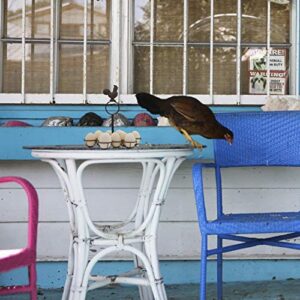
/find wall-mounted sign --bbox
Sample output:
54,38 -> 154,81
248,48 -> 287,95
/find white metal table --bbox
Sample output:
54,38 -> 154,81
28,144 -> 193,300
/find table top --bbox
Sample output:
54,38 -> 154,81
25,144 -> 194,160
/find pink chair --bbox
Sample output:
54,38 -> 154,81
0,177 -> 39,299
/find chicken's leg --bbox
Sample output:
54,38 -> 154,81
180,128 -> 206,149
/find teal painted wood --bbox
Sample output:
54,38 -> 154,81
1,260 -> 300,288
0,105 -> 260,160
5,126 -> 212,160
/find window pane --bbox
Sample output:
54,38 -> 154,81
25,0 -> 51,38
58,44 -> 83,93
188,0 -> 210,42
88,0 -> 111,40
242,0 -> 267,43
134,0 -> 150,41
213,47 -> 236,94
87,45 -> 110,93
25,44 -> 50,93
154,0 -> 183,41
134,46 -> 150,92
271,2 -> 290,43
153,47 -> 183,94
134,0 -> 183,42
188,47 -> 210,94
2,43 -> 22,93
60,0 -> 84,39
214,0 -> 237,43
241,47 -> 289,95
4,0 -> 22,38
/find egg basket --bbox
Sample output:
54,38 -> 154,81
84,138 -> 141,150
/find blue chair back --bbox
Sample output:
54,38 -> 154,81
214,111 -> 300,167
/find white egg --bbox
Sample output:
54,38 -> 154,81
124,133 -> 136,148
85,132 -> 97,147
94,130 -> 103,139
131,131 -> 141,145
115,130 -> 126,145
98,132 -> 112,149
111,132 -> 122,148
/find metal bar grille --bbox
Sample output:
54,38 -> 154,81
183,0 -> 188,95
209,0 -> 214,103
50,0 -> 55,102
149,0 -> 154,94
21,0 -> 26,103
0,1 -> 3,93
267,0 -> 271,97
236,0 -> 242,104
83,0 -> 88,103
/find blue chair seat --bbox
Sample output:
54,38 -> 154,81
207,212 -> 300,234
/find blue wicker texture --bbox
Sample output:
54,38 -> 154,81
192,111 -> 300,299
214,111 -> 300,167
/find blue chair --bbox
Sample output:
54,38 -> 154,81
192,111 -> 300,300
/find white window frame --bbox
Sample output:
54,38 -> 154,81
0,0 -> 298,105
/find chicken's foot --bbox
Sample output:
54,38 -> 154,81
180,128 -> 206,149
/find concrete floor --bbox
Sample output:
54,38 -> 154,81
1,280 -> 300,300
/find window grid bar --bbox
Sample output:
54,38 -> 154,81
183,0 -> 188,95
296,0 -> 299,97
50,0 -> 55,103
267,0 -> 271,97
83,0 -> 88,103
236,0 -> 242,104
150,0 -> 154,94
210,0 -> 214,102
21,0 -> 26,103
121,0 -> 133,94
1,38 -> 111,45
133,41 -> 291,48
0,1 -> 3,92
110,0 -> 121,91
53,0 -> 60,102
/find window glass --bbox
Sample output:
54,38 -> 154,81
25,0 -> 51,38
2,43 -> 22,93
25,44 -> 50,93
58,44 -> 83,93
133,0 -> 291,96
214,0 -> 237,43
86,45 -> 110,93
153,47 -> 183,94
4,0 -> 22,38
188,47 -> 210,94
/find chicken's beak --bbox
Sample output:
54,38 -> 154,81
224,133 -> 233,145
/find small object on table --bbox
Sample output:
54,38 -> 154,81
84,132 -> 97,148
132,130 -> 141,145
94,130 -> 103,139
98,132 -> 112,149
124,133 -> 136,148
84,132 -> 97,147
2,120 -> 32,127
115,129 -> 126,146
111,132 -> 122,148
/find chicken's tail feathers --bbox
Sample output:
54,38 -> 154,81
135,93 -> 165,115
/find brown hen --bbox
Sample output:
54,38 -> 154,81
136,93 -> 233,148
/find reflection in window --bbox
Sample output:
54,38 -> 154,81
133,0 -> 291,96
1,0 -> 111,95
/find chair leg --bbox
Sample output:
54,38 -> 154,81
200,234 -> 208,300
217,236 -> 223,300
28,264 -> 37,300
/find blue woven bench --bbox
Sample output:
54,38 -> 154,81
193,111 -> 300,300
